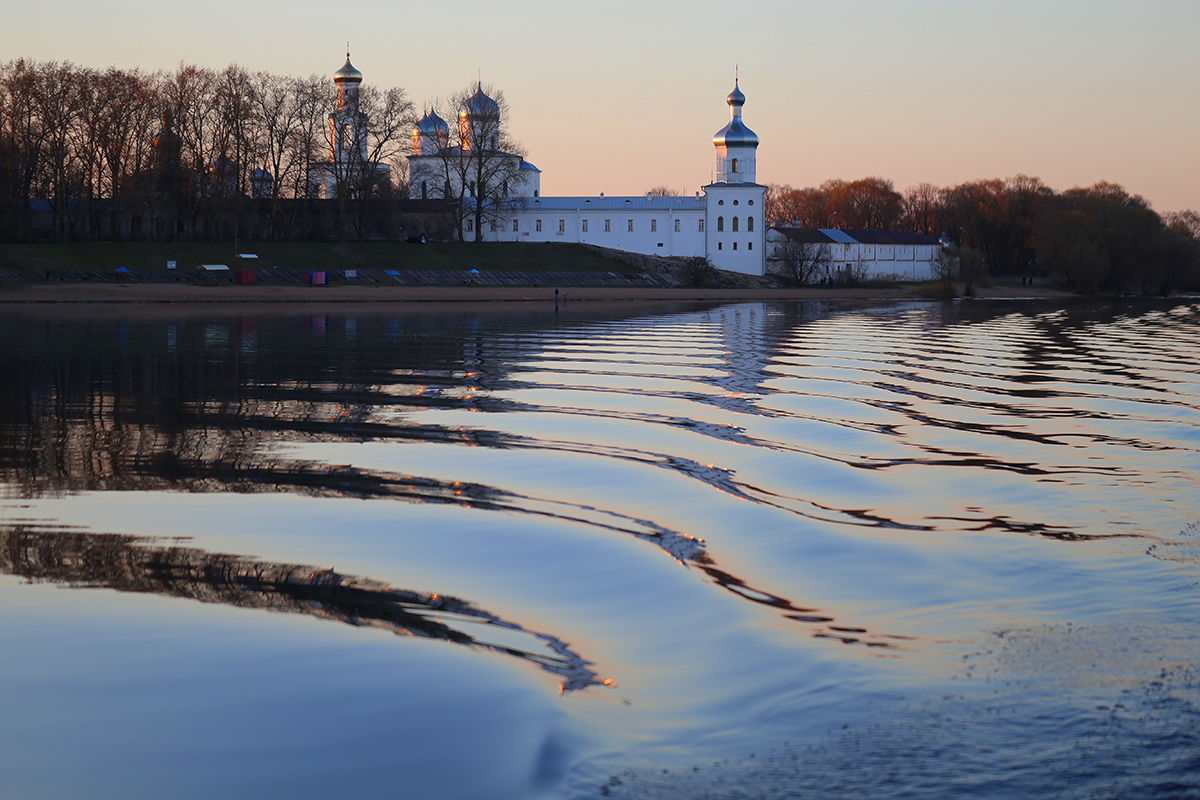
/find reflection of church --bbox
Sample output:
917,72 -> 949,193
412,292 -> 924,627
407,75 -> 767,275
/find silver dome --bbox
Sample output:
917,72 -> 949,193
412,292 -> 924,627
460,83 -> 499,118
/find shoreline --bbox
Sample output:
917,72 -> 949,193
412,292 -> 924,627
0,282 -> 1078,306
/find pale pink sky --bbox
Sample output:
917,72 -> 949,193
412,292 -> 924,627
5,0 -> 1198,212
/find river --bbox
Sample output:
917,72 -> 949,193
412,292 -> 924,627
1,298 -> 1196,799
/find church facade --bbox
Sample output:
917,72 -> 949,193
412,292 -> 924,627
409,79 -> 767,275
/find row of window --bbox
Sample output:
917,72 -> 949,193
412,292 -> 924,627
470,219 -> 709,233
715,216 -> 753,232
464,216 -> 767,236
716,241 -> 753,251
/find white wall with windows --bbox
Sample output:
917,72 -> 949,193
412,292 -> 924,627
477,195 -> 708,259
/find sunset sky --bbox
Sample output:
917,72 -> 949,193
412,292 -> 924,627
5,0 -> 1197,213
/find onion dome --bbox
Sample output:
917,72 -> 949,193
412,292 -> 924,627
207,155 -> 238,179
152,125 -> 179,152
727,82 -> 746,108
334,52 -> 363,84
712,80 -> 759,149
416,109 -> 449,138
152,110 -> 179,151
460,83 -> 499,118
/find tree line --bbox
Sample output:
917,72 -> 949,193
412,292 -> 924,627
766,176 -> 1200,294
0,58 -> 415,243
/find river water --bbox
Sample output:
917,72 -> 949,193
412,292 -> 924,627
0,298 -> 1197,799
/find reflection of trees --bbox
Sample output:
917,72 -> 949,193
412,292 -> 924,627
0,523 -> 600,692
0,307 -> 906,649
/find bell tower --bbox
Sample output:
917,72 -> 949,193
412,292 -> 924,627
704,77 -> 766,275
330,50 -> 367,165
712,79 -> 758,183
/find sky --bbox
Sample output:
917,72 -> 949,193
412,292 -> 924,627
5,0 -> 1198,213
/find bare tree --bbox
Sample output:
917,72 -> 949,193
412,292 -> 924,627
770,237 -> 830,284
1164,209 -> 1200,240
163,64 -> 219,240
426,83 -> 528,242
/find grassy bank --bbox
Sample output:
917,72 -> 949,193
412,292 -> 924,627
0,241 -> 639,275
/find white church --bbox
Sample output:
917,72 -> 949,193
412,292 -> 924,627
407,74 -> 768,275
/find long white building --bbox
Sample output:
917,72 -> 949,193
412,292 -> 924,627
410,80 -> 768,275
766,227 -> 942,281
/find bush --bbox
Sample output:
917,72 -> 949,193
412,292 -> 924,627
681,256 -> 719,288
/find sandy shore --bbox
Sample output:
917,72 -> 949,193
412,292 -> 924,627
0,282 -> 1076,307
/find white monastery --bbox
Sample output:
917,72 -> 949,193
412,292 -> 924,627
408,74 -> 767,275
317,53 -> 941,279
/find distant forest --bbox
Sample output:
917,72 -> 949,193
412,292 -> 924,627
2,59 -> 1198,293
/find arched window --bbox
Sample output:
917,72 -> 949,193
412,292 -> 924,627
747,216 -> 754,232
732,217 -> 739,232
717,216 -> 724,232
421,181 -> 428,200
731,158 -> 738,174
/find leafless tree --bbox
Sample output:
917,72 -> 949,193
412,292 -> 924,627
770,238 -> 830,284
427,83 -> 528,242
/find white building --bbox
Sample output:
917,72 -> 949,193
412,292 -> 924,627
766,227 -> 942,281
408,85 -> 541,203
412,80 -> 768,275
308,52 -> 392,199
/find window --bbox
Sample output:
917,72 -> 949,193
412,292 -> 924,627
558,219 -> 564,233
717,216 -> 724,232
421,180 -> 428,199
733,199 -> 739,206
718,242 -> 722,250
627,219 -> 634,232
733,242 -> 738,250
748,241 -> 752,250
748,199 -> 754,206
650,219 -> 657,232
731,158 -> 738,173
582,219 -> 589,232
698,219 -> 705,232
747,216 -> 754,232
674,219 -> 681,232
604,219 -> 611,232
533,190 -> 538,197
732,217 -> 739,232
469,181 -> 476,197
490,221 -> 496,232
466,219 -> 474,232
512,219 -> 518,231
535,219 -> 542,232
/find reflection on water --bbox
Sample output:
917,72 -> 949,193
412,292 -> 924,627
0,524 -> 601,692
1,299 -> 1198,799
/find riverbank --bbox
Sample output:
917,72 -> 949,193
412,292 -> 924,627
0,281 -> 1077,306
0,241 -> 638,275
